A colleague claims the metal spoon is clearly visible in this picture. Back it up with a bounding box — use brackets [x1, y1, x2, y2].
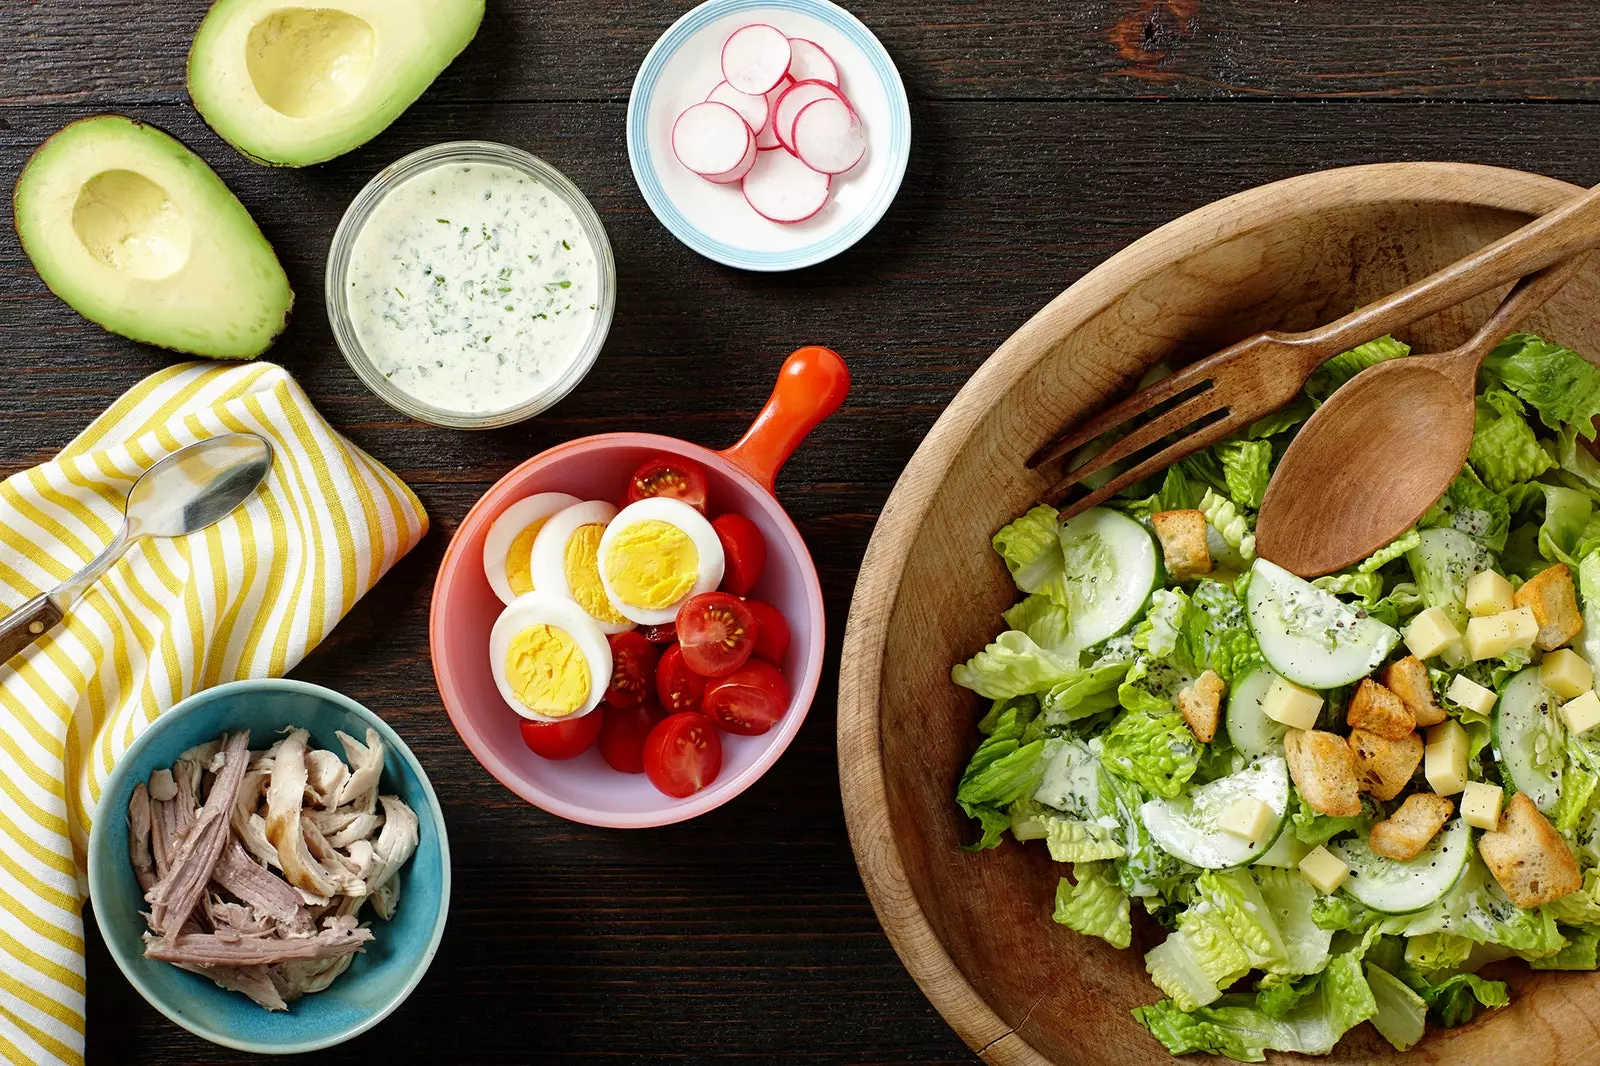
[0, 433, 274, 665]
[1256, 256, 1586, 576]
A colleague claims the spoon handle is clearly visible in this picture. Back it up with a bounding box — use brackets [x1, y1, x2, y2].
[0, 595, 64, 667]
[1446, 253, 1591, 371]
[1290, 180, 1600, 361]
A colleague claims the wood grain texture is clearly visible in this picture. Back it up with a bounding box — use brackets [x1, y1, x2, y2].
[839, 161, 1600, 1066]
[0, 0, 1596, 1062]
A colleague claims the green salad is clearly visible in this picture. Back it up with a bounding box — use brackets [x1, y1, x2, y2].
[952, 332, 1600, 1061]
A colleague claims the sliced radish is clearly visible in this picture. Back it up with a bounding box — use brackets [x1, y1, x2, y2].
[786, 38, 839, 87]
[755, 78, 792, 150]
[721, 24, 792, 95]
[790, 97, 866, 175]
[772, 79, 842, 151]
[672, 102, 755, 180]
[742, 148, 831, 224]
[704, 134, 758, 184]
[706, 80, 769, 134]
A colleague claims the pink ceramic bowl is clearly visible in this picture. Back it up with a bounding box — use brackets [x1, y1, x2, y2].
[431, 347, 849, 827]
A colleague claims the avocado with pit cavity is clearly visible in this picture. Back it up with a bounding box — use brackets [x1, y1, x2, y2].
[12, 115, 293, 359]
[188, 0, 485, 167]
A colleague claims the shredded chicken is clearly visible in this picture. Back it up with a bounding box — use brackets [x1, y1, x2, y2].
[132, 725, 420, 1012]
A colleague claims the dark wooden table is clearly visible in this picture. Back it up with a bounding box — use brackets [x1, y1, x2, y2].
[4, 2, 1600, 1062]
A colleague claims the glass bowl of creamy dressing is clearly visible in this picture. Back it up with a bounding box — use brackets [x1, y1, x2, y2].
[327, 142, 616, 429]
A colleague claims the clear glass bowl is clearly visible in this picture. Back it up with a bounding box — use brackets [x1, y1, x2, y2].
[325, 142, 617, 430]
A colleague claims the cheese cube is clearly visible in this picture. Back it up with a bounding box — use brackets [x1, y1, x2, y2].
[1299, 845, 1350, 895]
[1503, 606, 1539, 652]
[1465, 614, 1516, 661]
[1445, 674, 1497, 716]
[1540, 648, 1594, 700]
[1262, 676, 1323, 730]
[1405, 607, 1461, 660]
[1560, 690, 1600, 736]
[1219, 797, 1272, 843]
[1465, 570, 1515, 616]
[1460, 780, 1504, 831]
[1424, 720, 1469, 796]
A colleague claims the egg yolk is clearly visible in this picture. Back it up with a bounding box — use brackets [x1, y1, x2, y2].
[604, 519, 700, 610]
[504, 623, 590, 717]
[563, 523, 630, 625]
[505, 518, 550, 598]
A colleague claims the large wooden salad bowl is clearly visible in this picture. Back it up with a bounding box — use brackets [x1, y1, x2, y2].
[838, 162, 1600, 1065]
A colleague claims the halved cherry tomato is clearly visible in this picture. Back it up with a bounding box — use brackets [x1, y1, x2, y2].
[638, 622, 678, 644]
[656, 644, 707, 712]
[676, 592, 757, 677]
[625, 456, 709, 512]
[711, 513, 767, 596]
[599, 700, 664, 774]
[744, 600, 791, 664]
[519, 713, 602, 761]
[643, 712, 723, 797]
[701, 660, 791, 736]
[605, 631, 659, 709]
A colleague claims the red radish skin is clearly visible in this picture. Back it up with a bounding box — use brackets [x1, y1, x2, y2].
[720, 24, 792, 95]
[772, 80, 843, 152]
[790, 97, 866, 175]
[742, 148, 831, 224]
[706, 81, 769, 134]
[786, 38, 839, 87]
[672, 101, 754, 178]
[756, 78, 793, 150]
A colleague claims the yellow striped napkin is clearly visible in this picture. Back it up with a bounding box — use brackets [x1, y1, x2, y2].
[0, 361, 427, 1065]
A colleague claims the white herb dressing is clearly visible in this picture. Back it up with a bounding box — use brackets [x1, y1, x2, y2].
[345, 162, 599, 415]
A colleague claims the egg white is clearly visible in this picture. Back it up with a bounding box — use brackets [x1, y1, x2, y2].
[528, 499, 635, 634]
[482, 492, 582, 606]
[488, 593, 613, 722]
[597, 497, 727, 625]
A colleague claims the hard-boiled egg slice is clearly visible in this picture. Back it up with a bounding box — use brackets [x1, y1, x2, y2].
[489, 593, 612, 722]
[529, 500, 635, 634]
[482, 492, 581, 606]
[597, 497, 726, 625]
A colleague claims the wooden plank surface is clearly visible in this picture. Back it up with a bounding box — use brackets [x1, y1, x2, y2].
[1, 1, 1597, 1063]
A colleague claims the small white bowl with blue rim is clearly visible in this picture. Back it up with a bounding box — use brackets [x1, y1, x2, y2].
[627, 0, 911, 272]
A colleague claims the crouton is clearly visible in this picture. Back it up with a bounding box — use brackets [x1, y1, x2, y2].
[1151, 510, 1212, 582]
[1381, 655, 1446, 727]
[1479, 792, 1582, 907]
[1348, 728, 1424, 801]
[1512, 564, 1583, 651]
[1178, 669, 1226, 743]
[1369, 793, 1454, 861]
[1284, 729, 1362, 818]
[1346, 679, 1416, 740]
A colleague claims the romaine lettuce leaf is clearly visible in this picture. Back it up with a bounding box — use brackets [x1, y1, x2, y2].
[1040, 662, 1130, 723]
[1419, 467, 1511, 551]
[1365, 964, 1428, 1051]
[1400, 970, 1510, 1028]
[1312, 570, 1384, 606]
[1469, 388, 1556, 492]
[1182, 580, 1262, 684]
[1001, 594, 1075, 657]
[1197, 870, 1286, 971]
[1118, 466, 1197, 520]
[1199, 488, 1256, 562]
[1216, 439, 1273, 510]
[1099, 769, 1190, 902]
[1246, 398, 1313, 440]
[1053, 862, 1132, 949]
[1290, 790, 1372, 847]
[1305, 335, 1410, 405]
[992, 505, 1068, 601]
[1529, 926, 1600, 970]
[1252, 868, 1333, 975]
[1483, 332, 1600, 438]
[1100, 700, 1199, 799]
[952, 630, 1075, 699]
[956, 703, 1046, 848]
[1503, 481, 1593, 567]
[1403, 931, 1473, 978]
[1133, 588, 1190, 661]
[1358, 527, 1420, 573]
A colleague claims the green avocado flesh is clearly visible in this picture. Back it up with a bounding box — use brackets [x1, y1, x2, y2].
[12, 115, 294, 359]
[188, 0, 485, 167]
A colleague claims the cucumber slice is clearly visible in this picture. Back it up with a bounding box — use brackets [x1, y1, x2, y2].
[1141, 755, 1289, 869]
[1406, 527, 1494, 627]
[1493, 666, 1564, 814]
[1246, 558, 1400, 688]
[1225, 666, 1287, 760]
[1330, 818, 1472, 914]
[1252, 827, 1310, 869]
[1057, 507, 1159, 648]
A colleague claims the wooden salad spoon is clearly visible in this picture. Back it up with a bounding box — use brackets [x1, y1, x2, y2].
[1255, 254, 1588, 577]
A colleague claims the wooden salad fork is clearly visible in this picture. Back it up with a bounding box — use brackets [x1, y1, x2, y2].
[1030, 179, 1600, 515]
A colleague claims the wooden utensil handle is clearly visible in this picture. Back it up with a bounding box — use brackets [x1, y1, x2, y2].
[0, 595, 62, 667]
[1292, 181, 1600, 362]
[1453, 254, 1590, 364]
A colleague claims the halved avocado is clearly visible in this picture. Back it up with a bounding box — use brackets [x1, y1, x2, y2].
[188, 0, 485, 167]
[12, 115, 294, 359]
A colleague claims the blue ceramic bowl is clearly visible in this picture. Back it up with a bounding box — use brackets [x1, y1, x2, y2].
[87, 679, 451, 1054]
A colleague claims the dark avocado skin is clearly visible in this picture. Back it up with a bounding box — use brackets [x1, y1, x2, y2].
[13, 114, 294, 358]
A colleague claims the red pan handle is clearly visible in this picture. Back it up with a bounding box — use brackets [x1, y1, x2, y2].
[719, 346, 850, 494]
